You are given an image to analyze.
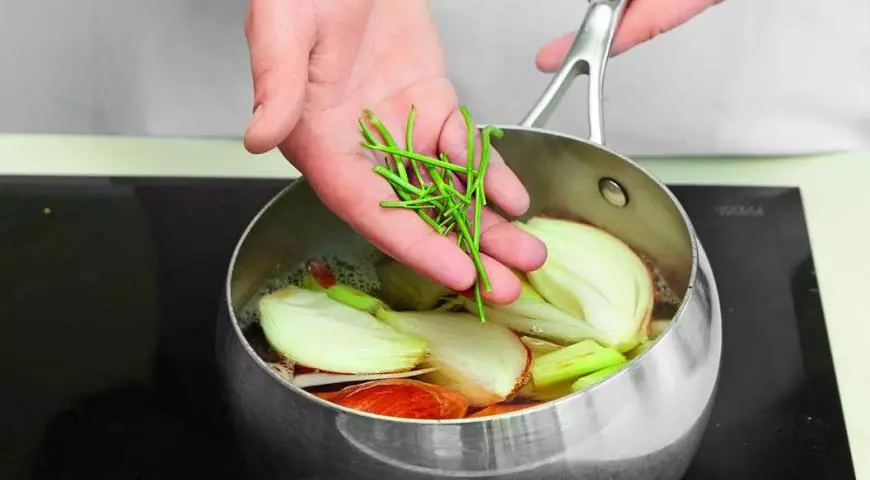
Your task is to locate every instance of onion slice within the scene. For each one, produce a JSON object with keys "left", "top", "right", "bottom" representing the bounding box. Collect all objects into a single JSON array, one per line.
[
  {"left": 380, "top": 310, "right": 532, "bottom": 407},
  {"left": 293, "top": 367, "right": 437, "bottom": 388}
]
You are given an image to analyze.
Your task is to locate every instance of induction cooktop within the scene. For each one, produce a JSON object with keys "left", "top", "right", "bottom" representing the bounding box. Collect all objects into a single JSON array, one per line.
[{"left": 0, "top": 177, "right": 855, "bottom": 480}]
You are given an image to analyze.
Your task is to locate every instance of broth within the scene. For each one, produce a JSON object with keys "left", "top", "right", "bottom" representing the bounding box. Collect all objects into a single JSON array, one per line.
[{"left": 239, "top": 218, "right": 683, "bottom": 421}]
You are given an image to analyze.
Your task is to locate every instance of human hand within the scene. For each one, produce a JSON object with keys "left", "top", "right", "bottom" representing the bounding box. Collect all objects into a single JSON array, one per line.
[
  {"left": 536, "top": 0, "right": 723, "bottom": 71},
  {"left": 243, "top": 0, "right": 546, "bottom": 304}
]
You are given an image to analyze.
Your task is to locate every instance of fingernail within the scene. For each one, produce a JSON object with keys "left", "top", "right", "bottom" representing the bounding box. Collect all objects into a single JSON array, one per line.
[
  {"left": 244, "top": 105, "right": 266, "bottom": 153},
  {"left": 250, "top": 104, "right": 264, "bottom": 125}
]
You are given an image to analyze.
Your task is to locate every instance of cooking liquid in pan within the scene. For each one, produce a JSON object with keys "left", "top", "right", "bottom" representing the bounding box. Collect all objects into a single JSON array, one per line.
[{"left": 238, "top": 216, "right": 684, "bottom": 420}]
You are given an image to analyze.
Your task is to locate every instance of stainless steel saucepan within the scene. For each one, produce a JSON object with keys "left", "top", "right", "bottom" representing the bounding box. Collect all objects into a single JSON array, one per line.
[{"left": 216, "top": 1, "right": 722, "bottom": 478}]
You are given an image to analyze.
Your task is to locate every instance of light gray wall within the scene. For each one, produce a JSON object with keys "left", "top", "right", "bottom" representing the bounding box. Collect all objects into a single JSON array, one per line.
[{"left": 1, "top": 0, "right": 868, "bottom": 156}]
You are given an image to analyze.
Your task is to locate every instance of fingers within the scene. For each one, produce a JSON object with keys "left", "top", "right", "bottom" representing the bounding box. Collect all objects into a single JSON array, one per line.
[
  {"left": 244, "top": 0, "right": 316, "bottom": 154},
  {"left": 357, "top": 81, "right": 526, "bottom": 220},
  {"left": 611, "top": 0, "right": 722, "bottom": 55},
  {"left": 535, "top": 31, "right": 577, "bottom": 73},
  {"left": 386, "top": 105, "right": 546, "bottom": 275},
  {"left": 289, "top": 80, "right": 541, "bottom": 305},
  {"left": 437, "top": 108, "right": 531, "bottom": 218},
  {"left": 477, "top": 208, "right": 547, "bottom": 273},
  {"left": 301, "top": 151, "right": 479, "bottom": 294},
  {"left": 298, "top": 151, "right": 543, "bottom": 306},
  {"left": 535, "top": 0, "right": 723, "bottom": 73},
  {"left": 361, "top": 101, "right": 544, "bottom": 301},
  {"left": 477, "top": 254, "right": 523, "bottom": 304},
  {"left": 472, "top": 210, "right": 547, "bottom": 305},
  {"left": 365, "top": 89, "right": 452, "bottom": 159}
]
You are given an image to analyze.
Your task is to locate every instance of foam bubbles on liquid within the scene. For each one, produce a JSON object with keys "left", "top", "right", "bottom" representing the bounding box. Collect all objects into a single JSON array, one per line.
[
  {"left": 236, "top": 250, "right": 384, "bottom": 329},
  {"left": 651, "top": 265, "right": 681, "bottom": 307},
  {"left": 638, "top": 253, "right": 682, "bottom": 310}
]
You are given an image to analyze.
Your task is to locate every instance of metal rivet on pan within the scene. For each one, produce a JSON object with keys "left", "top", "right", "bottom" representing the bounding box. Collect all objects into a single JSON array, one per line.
[{"left": 599, "top": 177, "right": 628, "bottom": 207}]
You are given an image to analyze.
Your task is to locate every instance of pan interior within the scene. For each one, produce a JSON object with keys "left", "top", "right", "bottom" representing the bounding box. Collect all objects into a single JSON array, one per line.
[{"left": 225, "top": 126, "right": 698, "bottom": 397}]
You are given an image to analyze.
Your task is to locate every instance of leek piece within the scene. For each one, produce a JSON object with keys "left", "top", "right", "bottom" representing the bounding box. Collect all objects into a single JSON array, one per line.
[
  {"left": 570, "top": 363, "right": 626, "bottom": 392},
  {"left": 377, "top": 261, "right": 448, "bottom": 311},
  {"left": 649, "top": 319, "right": 671, "bottom": 340},
  {"left": 626, "top": 340, "right": 653, "bottom": 359},
  {"left": 301, "top": 274, "right": 326, "bottom": 292},
  {"left": 517, "top": 380, "right": 574, "bottom": 402},
  {"left": 521, "top": 336, "right": 562, "bottom": 357},
  {"left": 531, "top": 339, "right": 625, "bottom": 388},
  {"left": 325, "top": 283, "right": 385, "bottom": 314}
]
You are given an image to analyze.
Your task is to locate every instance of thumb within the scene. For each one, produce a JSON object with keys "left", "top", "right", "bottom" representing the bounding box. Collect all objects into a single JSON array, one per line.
[
  {"left": 535, "top": 0, "right": 722, "bottom": 73},
  {"left": 243, "top": 0, "right": 315, "bottom": 154}
]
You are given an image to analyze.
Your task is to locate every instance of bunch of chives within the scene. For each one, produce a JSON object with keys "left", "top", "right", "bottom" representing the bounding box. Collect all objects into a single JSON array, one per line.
[{"left": 359, "top": 106, "right": 503, "bottom": 322}]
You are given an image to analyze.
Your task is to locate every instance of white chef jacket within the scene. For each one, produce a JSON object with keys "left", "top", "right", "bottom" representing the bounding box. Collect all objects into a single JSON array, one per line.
[{"left": 0, "top": 0, "right": 867, "bottom": 157}]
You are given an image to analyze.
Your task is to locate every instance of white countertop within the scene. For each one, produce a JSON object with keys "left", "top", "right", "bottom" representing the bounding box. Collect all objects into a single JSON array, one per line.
[{"left": 1, "top": 133, "right": 867, "bottom": 477}]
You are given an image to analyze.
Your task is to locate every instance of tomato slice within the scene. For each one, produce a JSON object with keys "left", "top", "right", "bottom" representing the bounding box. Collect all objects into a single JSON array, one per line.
[
  {"left": 468, "top": 402, "right": 540, "bottom": 418},
  {"left": 315, "top": 379, "right": 469, "bottom": 420}
]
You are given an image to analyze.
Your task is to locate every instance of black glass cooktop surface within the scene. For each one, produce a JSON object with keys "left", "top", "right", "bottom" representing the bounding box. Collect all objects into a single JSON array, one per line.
[{"left": 0, "top": 177, "right": 855, "bottom": 480}]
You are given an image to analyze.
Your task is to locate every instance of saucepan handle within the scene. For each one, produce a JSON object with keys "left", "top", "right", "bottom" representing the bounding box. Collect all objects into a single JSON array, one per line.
[{"left": 520, "top": 0, "right": 628, "bottom": 145}]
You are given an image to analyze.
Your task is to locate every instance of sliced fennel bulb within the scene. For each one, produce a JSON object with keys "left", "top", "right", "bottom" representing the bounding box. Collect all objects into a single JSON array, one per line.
[
  {"left": 258, "top": 285, "right": 428, "bottom": 374},
  {"left": 379, "top": 310, "right": 531, "bottom": 406},
  {"left": 465, "top": 279, "right": 606, "bottom": 346},
  {"left": 293, "top": 367, "right": 437, "bottom": 388},
  {"left": 517, "top": 217, "right": 655, "bottom": 350},
  {"left": 302, "top": 273, "right": 532, "bottom": 407}
]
